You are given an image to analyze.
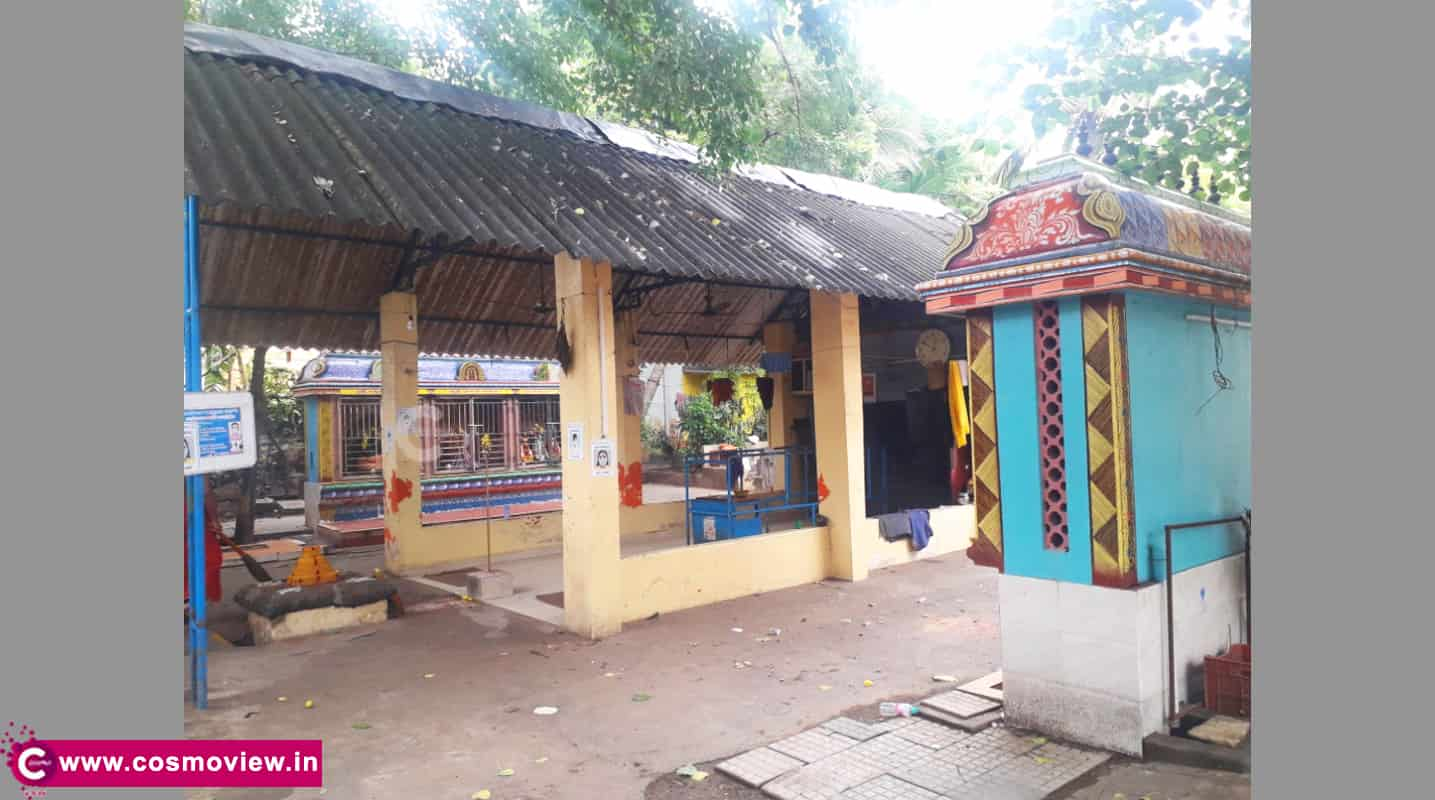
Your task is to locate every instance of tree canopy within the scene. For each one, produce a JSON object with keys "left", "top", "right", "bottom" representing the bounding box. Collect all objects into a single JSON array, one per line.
[
  {"left": 1001, "top": 0, "right": 1252, "bottom": 206},
  {"left": 186, "top": 0, "right": 1251, "bottom": 212}
]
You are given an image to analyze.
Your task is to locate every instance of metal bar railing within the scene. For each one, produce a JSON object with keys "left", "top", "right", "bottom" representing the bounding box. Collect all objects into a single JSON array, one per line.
[
  {"left": 1163, "top": 512, "right": 1252, "bottom": 726},
  {"left": 683, "top": 446, "right": 819, "bottom": 543}
]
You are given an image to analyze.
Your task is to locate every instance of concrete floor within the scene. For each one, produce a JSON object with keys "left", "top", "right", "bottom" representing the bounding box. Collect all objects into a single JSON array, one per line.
[
  {"left": 1054, "top": 760, "right": 1250, "bottom": 799},
  {"left": 187, "top": 552, "right": 1001, "bottom": 800}
]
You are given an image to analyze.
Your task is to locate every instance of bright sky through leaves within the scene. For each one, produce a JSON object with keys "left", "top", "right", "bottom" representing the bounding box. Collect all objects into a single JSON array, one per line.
[{"left": 374, "top": 0, "right": 1245, "bottom": 154}]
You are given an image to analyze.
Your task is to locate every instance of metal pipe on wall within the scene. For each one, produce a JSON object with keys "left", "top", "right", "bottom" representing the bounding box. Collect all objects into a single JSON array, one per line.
[{"left": 1164, "top": 515, "right": 1252, "bottom": 727}]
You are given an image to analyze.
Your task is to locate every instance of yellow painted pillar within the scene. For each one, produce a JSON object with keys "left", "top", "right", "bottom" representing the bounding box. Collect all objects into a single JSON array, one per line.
[
  {"left": 763, "top": 321, "right": 797, "bottom": 491},
  {"left": 556, "top": 253, "right": 624, "bottom": 639},
  {"left": 379, "top": 291, "right": 421, "bottom": 573},
  {"left": 809, "top": 290, "right": 868, "bottom": 581},
  {"left": 614, "top": 310, "right": 644, "bottom": 475}
]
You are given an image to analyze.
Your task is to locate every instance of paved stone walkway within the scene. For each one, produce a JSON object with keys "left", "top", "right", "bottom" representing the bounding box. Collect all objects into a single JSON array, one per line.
[{"left": 718, "top": 710, "right": 1109, "bottom": 800}]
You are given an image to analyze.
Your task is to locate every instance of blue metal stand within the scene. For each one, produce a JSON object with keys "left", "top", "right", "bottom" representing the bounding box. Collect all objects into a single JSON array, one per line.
[
  {"left": 184, "top": 195, "right": 207, "bottom": 710},
  {"left": 683, "top": 446, "right": 817, "bottom": 545}
]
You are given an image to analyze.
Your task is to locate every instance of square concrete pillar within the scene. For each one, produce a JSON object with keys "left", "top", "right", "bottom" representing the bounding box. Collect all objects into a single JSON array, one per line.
[
  {"left": 614, "top": 310, "right": 644, "bottom": 478},
  {"left": 380, "top": 291, "right": 421, "bottom": 573},
  {"left": 809, "top": 291, "right": 868, "bottom": 581},
  {"left": 763, "top": 321, "right": 797, "bottom": 492},
  {"left": 556, "top": 253, "right": 624, "bottom": 639}
]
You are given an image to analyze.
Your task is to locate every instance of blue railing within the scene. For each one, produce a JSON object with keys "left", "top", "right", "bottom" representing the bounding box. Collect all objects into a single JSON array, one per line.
[
  {"left": 682, "top": 444, "right": 889, "bottom": 544},
  {"left": 683, "top": 446, "right": 818, "bottom": 545}
]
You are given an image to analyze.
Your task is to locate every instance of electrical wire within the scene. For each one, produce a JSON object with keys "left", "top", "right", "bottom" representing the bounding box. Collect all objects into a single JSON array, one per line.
[{"left": 1196, "top": 305, "right": 1234, "bottom": 415}]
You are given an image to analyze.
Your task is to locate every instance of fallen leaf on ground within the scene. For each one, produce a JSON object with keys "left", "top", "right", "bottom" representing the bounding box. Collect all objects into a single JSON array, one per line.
[
  {"left": 632, "top": 693, "right": 652, "bottom": 702},
  {"left": 533, "top": 706, "right": 559, "bottom": 716},
  {"left": 471, "top": 791, "right": 491, "bottom": 800},
  {"left": 731, "top": 627, "right": 744, "bottom": 633},
  {"left": 1030, "top": 737, "right": 1047, "bottom": 746},
  {"left": 351, "top": 723, "right": 371, "bottom": 730},
  {"left": 303, "top": 700, "right": 315, "bottom": 709},
  {"left": 534, "top": 757, "right": 549, "bottom": 764},
  {"left": 863, "top": 680, "right": 874, "bottom": 687},
  {"left": 819, "top": 685, "right": 833, "bottom": 691},
  {"left": 1032, "top": 756, "right": 1052, "bottom": 765},
  {"left": 423, "top": 673, "right": 436, "bottom": 679},
  {"left": 933, "top": 675, "right": 958, "bottom": 682},
  {"left": 276, "top": 697, "right": 287, "bottom": 703},
  {"left": 498, "top": 768, "right": 514, "bottom": 777}
]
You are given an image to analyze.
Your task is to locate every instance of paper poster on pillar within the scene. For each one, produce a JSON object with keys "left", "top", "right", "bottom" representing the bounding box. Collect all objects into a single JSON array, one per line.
[
  {"left": 397, "top": 406, "right": 418, "bottom": 437},
  {"left": 567, "top": 423, "right": 584, "bottom": 461},
  {"left": 591, "top": 438, "right": 615, "bottom": 477}
]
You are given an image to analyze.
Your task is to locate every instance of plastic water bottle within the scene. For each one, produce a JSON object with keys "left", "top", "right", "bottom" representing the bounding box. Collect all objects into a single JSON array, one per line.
[{"left": 879, "top": 702, "right": 920, "bottom": 718}]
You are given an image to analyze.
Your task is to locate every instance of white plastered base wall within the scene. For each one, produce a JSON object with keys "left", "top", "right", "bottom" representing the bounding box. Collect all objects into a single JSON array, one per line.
[{"left": 999, "top": 553, "right": 1247, "bottom": 755}]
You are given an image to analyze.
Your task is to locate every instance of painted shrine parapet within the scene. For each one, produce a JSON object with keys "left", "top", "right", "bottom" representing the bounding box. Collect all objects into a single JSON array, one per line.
[{"left": 917, "top": 158, "right": 1250, "bottom": 314}]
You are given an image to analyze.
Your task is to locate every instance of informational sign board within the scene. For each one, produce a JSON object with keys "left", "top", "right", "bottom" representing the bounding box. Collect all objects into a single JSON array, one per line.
[
  {"left": 183, "top": 391, "right": 257, "bottom": 476},
  {"left": 566, "top": 423, "right": 584, "bottom": 461},
  {"left": 591, "top": 438, "right": 615, "bottom": 477}
]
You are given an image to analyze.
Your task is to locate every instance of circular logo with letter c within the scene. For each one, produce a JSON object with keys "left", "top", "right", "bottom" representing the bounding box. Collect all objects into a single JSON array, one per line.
[{"left": 12, "top": 742, "right": 56, "bottom": 786}]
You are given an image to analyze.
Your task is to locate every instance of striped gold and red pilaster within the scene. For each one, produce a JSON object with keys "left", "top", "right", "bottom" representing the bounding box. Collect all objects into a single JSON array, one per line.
[
  {"left": 965, "top": 308, "right": 1004, "bottom": 571},
  {"left": 1081, "top": 294, "right": 1138, "bottom": 588}
]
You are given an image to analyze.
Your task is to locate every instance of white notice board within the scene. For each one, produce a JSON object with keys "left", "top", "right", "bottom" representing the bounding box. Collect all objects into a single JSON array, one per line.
[{"left": 184, "top": 391, "right": 257, "bottom": 476}]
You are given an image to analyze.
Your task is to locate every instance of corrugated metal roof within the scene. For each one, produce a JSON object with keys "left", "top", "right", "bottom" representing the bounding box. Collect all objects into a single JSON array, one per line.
[{"left": 183, "top": 26, "right": 961, "bottom": 362}]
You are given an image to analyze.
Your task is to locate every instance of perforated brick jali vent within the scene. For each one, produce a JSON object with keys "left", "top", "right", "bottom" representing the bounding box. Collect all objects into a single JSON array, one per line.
[{"left": 1034, "top": 301, "right": 1069, "bottom": 551}]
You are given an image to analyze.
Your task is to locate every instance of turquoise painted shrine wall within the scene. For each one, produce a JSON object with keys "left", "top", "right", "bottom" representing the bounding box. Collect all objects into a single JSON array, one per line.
[
  {"left": 991, "top": 301, "right": 1093, "bottom": 583},
  {"left": 1125, "top": 292, "right": 1251, "bottom": 583}
]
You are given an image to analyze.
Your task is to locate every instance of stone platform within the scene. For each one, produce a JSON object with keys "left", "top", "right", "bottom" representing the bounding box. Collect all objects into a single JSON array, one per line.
[{"left": 717, "top": 686, "right": 1109, "bottom": 800}]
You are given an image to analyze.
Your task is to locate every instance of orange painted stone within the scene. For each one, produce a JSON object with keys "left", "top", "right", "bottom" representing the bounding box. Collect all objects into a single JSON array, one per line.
[{"left": 286, "top": 545, "right": 340, "bottom": 587}]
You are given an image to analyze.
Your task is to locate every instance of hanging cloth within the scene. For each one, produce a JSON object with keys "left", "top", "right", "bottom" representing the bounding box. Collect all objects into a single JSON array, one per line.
[
  {"left": 710, "top": 378, "right": 734, "bottom": 405},
  {"left": 756, "top": 376, "right": 775, "bottom": 411},
  {"left": 947, "top": 360, "right": 970, "bottom": 449}
]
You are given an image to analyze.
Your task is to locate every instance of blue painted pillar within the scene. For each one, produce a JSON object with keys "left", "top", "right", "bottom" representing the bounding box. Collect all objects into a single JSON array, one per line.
[{"left": 184, "top": 196, "right": 207, "bottom": 709}]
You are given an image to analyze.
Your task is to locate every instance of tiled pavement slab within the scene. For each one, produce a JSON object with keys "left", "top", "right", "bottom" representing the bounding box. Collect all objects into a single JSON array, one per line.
[
  {"left": 920, "top": 706, "right": 1003, "bottom": 732},
  {"left": 716, "top": 746, "right": 804, "bottom": 788},
  {"left": 838, "top": 774, "right": 944, "bottom": 800},
  {"left": 944, "top": 775, "right": 1045, "bottom": 800},
  {"left": 957, "top": 670, "right": 1004, "bottom": 702},
  {"left": 749, "top": 716, "right": 1108, "bottom": 800},
  {"left": 889, "top": 719, "right": 971, "bottom": 750},
  {"left": 821, "top": 717, "right": 885, "bottom": 742},
  {"left": 893, "top": 728, "right": 1047, "bottom": 796},
  {"left": 841, "top": 733, "right": 945, "bottom": 773},
  {"left": 895, "top": 752, "right": 975, "bottom": 792},
  {"left": 765, "top": 755, "right": 886, "bottom": 800},
  {"left": 867, "top": 717, "right": 917, "bottom": 735},
  {"left": 769, "top": 728, "right": 862, "bottom": 764},
  {"left": 922, "top": 689, "right": 1002, "bottom": 718}
]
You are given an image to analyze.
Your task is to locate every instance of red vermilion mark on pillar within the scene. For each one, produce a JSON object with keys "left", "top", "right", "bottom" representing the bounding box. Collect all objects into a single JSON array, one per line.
[
  {"left": 383, "top": 526, "right": 394, "bottom": 545},
  {"left": 817, "top": 474, "right": 831, "bottom": 503},
  {"left": 618, "top": 462, "right": 644, "bottom": 507},
  {"left": 387, "top": 471, "right": 414, "bottom": 513}
]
